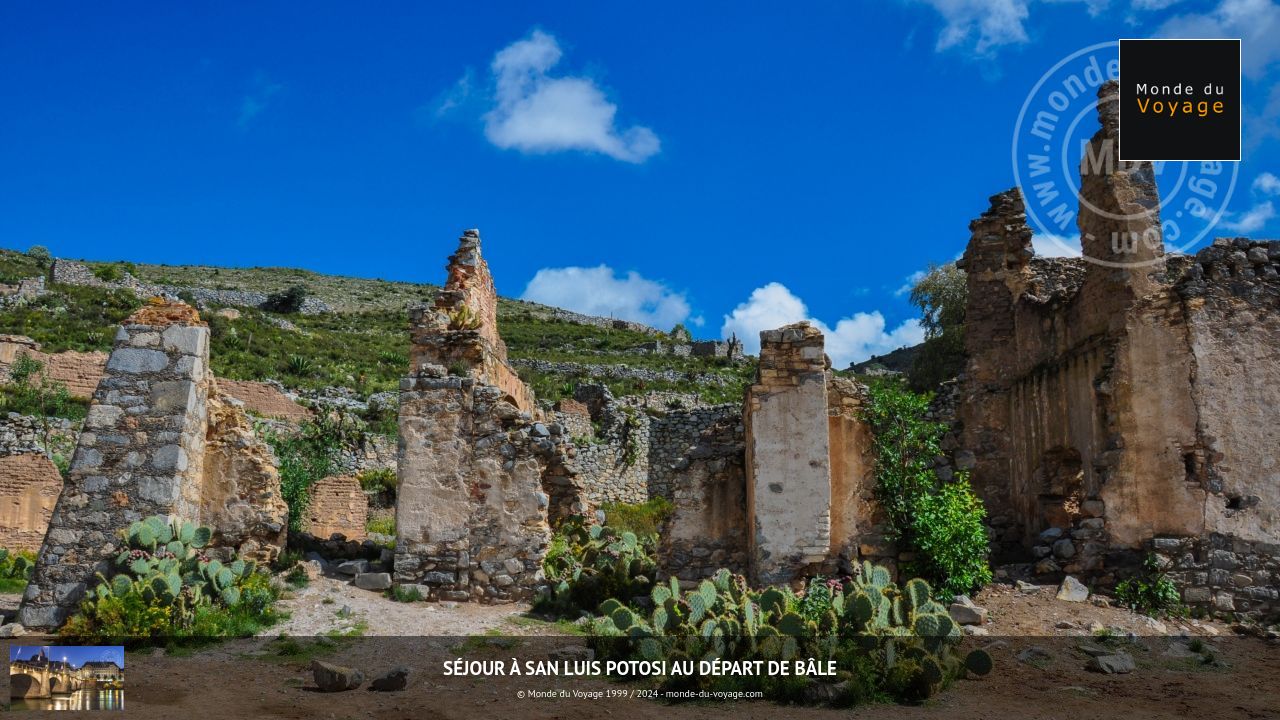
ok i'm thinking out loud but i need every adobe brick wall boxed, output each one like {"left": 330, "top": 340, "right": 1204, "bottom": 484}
{"left": 216, "top": 379, "right": 311, "bottom": 421}
{"left": 0, "top": 454, "right": 61, "bottom": 553}
{"left": 304, "top": 475, "right": 367, "bottom": 541}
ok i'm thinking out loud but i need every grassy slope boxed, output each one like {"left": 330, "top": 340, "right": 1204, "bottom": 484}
{"left": 0, "top": 248, "right": 754, "bottom": 404}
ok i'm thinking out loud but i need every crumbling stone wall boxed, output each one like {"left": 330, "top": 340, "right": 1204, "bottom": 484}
{"left": 215, "top": 379, "right": 312, "bottom": 421}
{"left": 0, "top": 454, "right": 62, "bottom": 552}
{"left": 395, "top": 231, "right": 584, "bottom": 602}
{"left": 659, "top": 413, "right": 747, "bottom": 580}
{"left": 744, "top": 323, "right": 835, "bottom": 584}
{"left": 0, "top": 336, "right": 108, "bottom": 400}
{"left": 200, "top": 391, "right": 289, "bottom": 562}
{"left": 553, "top": 385, "right": 651, "bottom": 506}
{"left": 409, "top": 230, "right": 536, "bottom": 413}
{"left": 394, "top": 368, "right": 575, "bottom": 602}
{"left": 303, "top": 475, "right": 368, "bottom": 542}
{"left": 18, "top": 301, "right": 287, "bottom": 628}
{"left": 958, "top": 82, "right": 1280, "bottom": 618}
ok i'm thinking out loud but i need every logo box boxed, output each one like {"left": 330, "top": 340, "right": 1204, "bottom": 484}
{"left": 1119, "top": 38, "right": 1241, "bottom": 162}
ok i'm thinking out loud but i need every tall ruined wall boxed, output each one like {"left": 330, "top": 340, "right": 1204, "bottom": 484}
{"left": 959, "top": 82, "right": 1280, "bottom": 618}
{"left": 658, "top": 413, "right": 747, "bottom": 581}
{"left": 199, "top": 390, "right": 289, "bottom": 562}
{"left": 744, "top": 322, "right": 833, "bottom": 584}
{"left": 394, "top": 368, "right": 575, "bottom": 602}
{"left": 0, "top": 454, "right": 62, "bottom": 552}
{"left": 19, "top": 302, "right": 213, "bottom": 628}
{"left": 827, "top": 376, "right": 889, "bottom": 572}
{"left": 408, "top": 229, "right": 536, "bottom": 413}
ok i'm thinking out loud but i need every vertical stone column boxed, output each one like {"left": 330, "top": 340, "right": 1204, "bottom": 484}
{"left": 744, "top": 322, "right": 832, "bottom": 584}
{"left": 19, "top": 302, "right": 210, "bottom": 628}
{"left": 1078, "top": 80, "right": 1167, "bottom": 315}
{"left": 956, "top": 188, "right": 1033, "bottom": 547}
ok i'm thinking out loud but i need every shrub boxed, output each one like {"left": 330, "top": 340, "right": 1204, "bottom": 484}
{"left": 861, "top": 380, "right": 991, "bottom": 598}
{"left": 357, "top": 468, "right": 397, "bottom": 495}
{"left": 1115, "top": 554, "right": 1185, "bottom": 617}
{"left": 263, "top": 285, "right": 308, "bottom": 314}
{"left": 535, "top": 518, "right": 657, "bottom": 617}
{"left": 92, "top": 264, "right": 122, "bottom": 282}
{"left": 1, "top": 354, "right": 86, "bottom": 421}
{"left": 0, "top": 549, "right": 35, "bottom": 593}
{"left": 366, "top": 515, "right": 396, "bottom": 537}
{"left": 390, "top": 585, "right": 423, "bottom": 603}
{"left": 906, "top": 262, "right": 967, "bottom": 392}
{"left": 60, "top": 516, "right": 283, "bottom": 642}
{"left": 260, "top": 412, "right": 366, "bottom": 532}
{"left": 26, "top": 245, "right": 51, "bottom": 268}
{"left": 599, "top": 497, "right": 673, "bottom": 539}
{"left": 587, "top": 562, "right": 993, "bottom": 705}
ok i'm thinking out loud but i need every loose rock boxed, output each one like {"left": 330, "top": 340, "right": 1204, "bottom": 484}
{"left": 369, "top": 667, "right": 409, "bottom": 692}
{"left": 1088, "top": 652, "right": 1135, "bottom": 674}
{"left": 312, "top": 660, "right": 365, "bottom": 691}
{"left": 1056, "top": 575, "right": 1089, "bottom": 602}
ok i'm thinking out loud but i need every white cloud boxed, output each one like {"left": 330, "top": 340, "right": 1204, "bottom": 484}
{"left": 1131, "top": 0, "right": 1184, "bottom": 9}
{"left": 476, "top": 30, "right": 659, "bottom": 162}
{"left": 520, "top": 265, "right": 690, "bottom": 329}
{"left": 1032, "top": 232, "right": 1083, "bottom": 257}
{"left": 1218, "top": 172, "right": 1280, "bottom": 233}
{"left": 1253, "top": 172, "right": 1280, "bottom": 195}
{"left": 720, "top": 282, "right": 925, "bottom": 367}
{"left": 1157, "top": 0, "right": 1280, "bottom": 78}
{"left": 1221, "top": 201, "right": 1275, "bottom": 233}
{"left": 894, "top": 270, "right": 928, "bottom": 297}
{"left": 915, "top": 0, "right": 1031, "bottom": 55}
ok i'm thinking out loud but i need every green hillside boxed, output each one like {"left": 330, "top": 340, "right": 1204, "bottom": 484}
{"left": 0, "top": 247, "right": 754, "bottom": 406}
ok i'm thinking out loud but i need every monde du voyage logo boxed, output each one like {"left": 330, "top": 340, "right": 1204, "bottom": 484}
{"left": 1120, "top": 39, "right": 1241, "bottom": 162}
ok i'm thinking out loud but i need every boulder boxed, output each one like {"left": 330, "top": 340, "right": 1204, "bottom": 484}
{"left": 948, "top": 595, "right": 988, "bottom": 626}
{"left": 354, "top": 572, "right": 392, "bottom": 591}
{"left": 312, "top": 660, "right": 365, "bottom": 691}
{"left": 1088, "top": 652, "right": 1135, "bottom": 674}
{"left": 0, "top": 623, "right": 26, "bottom": 638}
{"left": 336, "top": 559, "right": 370, "bottom": 575}
{"left": 369, "top": 667, "right": 409, "bottom": 692}
{"left": 1056, "top": 575, "right": 1089, "bottom": 602}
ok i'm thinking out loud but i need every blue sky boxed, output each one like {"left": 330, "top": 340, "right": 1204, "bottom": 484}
{"left": 10, "top": 645, "right": 124, "bottom": 668}
{"left": 1, "top": 2, "right": 1276, "bottom": 365}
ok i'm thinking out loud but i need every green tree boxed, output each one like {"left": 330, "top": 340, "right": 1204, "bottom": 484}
{"left": 26, "top": 245, "right": 52, "bottom": 268}
{"left": 262, "top": 285, "right": 308, "bottom": 314}
{"left": 906, "top": 262, "right": 967, "bottom": 391}
{"left": 3, "top": 354, "right": 83, "bottom": 462}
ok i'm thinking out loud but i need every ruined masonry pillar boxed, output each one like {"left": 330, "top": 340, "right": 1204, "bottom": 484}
{"left": 744, "top": 322, "right": 832, "bottom": 585}
{"left": 19, "top": 303, "right": 210, "bottom": 628}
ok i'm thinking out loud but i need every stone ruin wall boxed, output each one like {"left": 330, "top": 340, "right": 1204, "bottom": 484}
{"left": 957, "top": 82, "right": 1280, "bottom": 619}
{"left": 735, "top": 322, "right": 885, "bottom": 585}
{"left": 744, "top": 323, "right": 834, "bottom": 584}
{"left": 408, "top": 229, "right": 536, "bottom": 414}
{"left": 553, "top": 385, "right": 651, "bottom": 506}
{"left": 394, "top": 231, "right": 585, "bottom": 602}
{"left": 658, "top": 412, "right": 748, "bottom": 581}
{"left": 304, "top": 475, "right": 369, "bottom": 541}
{"left": 18, "top": 301, "right": 288, "bottom": 628}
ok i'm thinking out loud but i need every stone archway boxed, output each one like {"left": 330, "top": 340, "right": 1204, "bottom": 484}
{"left": 10, "top": 673, "right": 42, "bottom": 699}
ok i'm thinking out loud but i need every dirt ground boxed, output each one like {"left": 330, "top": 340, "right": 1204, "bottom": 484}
{"left": 3, "top": 579, "right": 1277, "bottom": 719}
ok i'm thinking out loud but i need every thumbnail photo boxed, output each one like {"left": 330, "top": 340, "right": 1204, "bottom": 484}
{"left": 8, "top": 646, "right": 123, "bottom": 711}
